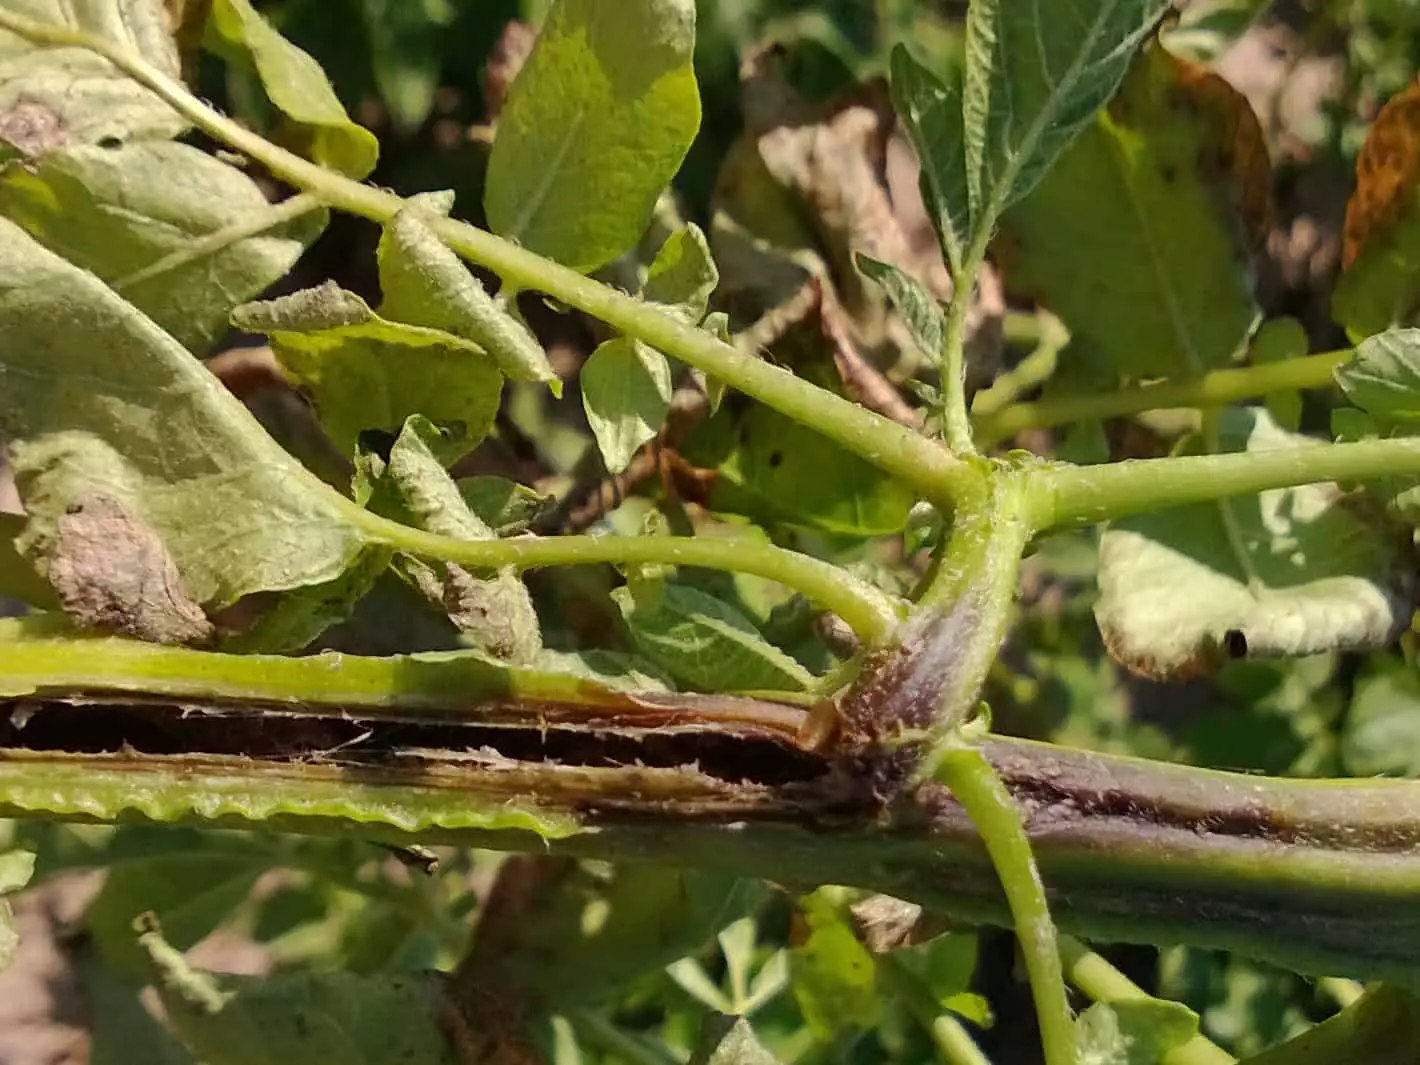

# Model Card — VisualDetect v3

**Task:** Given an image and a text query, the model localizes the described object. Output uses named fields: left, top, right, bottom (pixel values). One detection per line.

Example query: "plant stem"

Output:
left=1033, top=435, right=1420, bottom=530
left=0, top=9, right=977, bottom=511
left=883, top=955, right=994, bottom=1065
left=941, top=262, right=981, bottom=457
left=974, top=351, right=1351, bottom=447
left=934, top=745, right=1075, bottom=1065
left=1058, top=936, right=1234, bottom=1065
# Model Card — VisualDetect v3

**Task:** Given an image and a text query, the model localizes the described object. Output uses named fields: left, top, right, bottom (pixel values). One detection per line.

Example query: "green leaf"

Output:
left=360, top=416, right=541, bottom=662
left=1095, top=408, right=1412, bottom=680
left=0, top=0, right=186, bottom=153
left=140, top=917, right=460, bottom=1065
left=484, top=0, right=702, bottom=272
left=1336, top=328, right=1420, bottom=430
left=998, top=44, right=1259, bottom=379
left=359, top=0, right=454, bottom=133
left=233, top=282, right=504, bottom=463
left=206, top=0, right=379, bottom=178
left=1076, top=1000, right=1199, bottom=1065
left=789, top=889, right=881, bottom=1038
left=856, top=253, right=945, bottom=363
left=0, top=141, right=326, bottom=353
left=613, top=579, right=813, bottom=692
left=1342, top=662, right=1420, bottom=778
left=888, top=45, right=969, bottom=275
left=963, top=0, right=1172, bottom=240
left=0, top=849, right=35, bottom=972
left=457, top=476, right=551, bottom=535
left=377, top=200, right=558, bottom=389
left=1239, top=984, right=1420, bottom=1065
left=83, top=948, right=197, bottom=1065
left=0, top=219, right=373, bottom=608
left=532, top=647, right=674, bottom=691
left=644, top=222, right=718, bottom=320
left=688, top=1015, right=783, bottom=1065
left=581, top=337, right=673, bottom=474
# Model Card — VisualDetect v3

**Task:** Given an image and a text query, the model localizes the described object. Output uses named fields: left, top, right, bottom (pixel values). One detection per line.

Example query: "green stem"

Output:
left=0, top=9, right=975, bottom=511
left=1058, top=937, right=1234, bottom=1065
left=883, top=955, right=993, bottom=1065
left=974, top=351, right=1350, bottom=447
left=941, top=262, right=981, bottom=457
left=1033, top=435, right=1420, bottom=530
left=935, top=745, right=1074, bottom=1065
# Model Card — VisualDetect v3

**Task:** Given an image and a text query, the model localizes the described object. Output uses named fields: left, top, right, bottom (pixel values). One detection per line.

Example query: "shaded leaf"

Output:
left=614, top=579, right=812, bottom=693
left=962, top=0, right=1172, bottom=238
left=457, top=476, right=551, bottom=535
left=377, top=200, right=557, bottom=389
left=359, top=0, right=453, bottom=133
left=689, top=1015, right=783, bottom=1065
left=581, top=337, right=672, bottom=474
left=233, top=282, right=504, bottom=463
left=0, top=141, right=325, bottom=354
left=0, top=219, right=373, bottom=608
left=1076, top=1000, right=1199, bottom=1065
left=1096, top=408, right=1412, bottom=680
left=1240, top=984, right=1420, bottom=1065
left=0, top=511, right=58, bottom=609
left=998, top=45, right=1264, bottom=379
left=206, top=0, right=379, bottom=178
left=1335, top=82, right=1420, bottom=339
left=0, top=0, right=185, bottom=154
left=484, top=0, right=701, bottom=272
left=1341, top=662, right=1420, bottom=777
left=889, top=44, right=969, bottom=275
left=644, top=222, right=718, bottom=320
left=360, top=417, right=541, bottom=662
left=0, top=849, right=35, bottom=972
left=82, top=947, right=197, bottom=1065
left=140, top=917, right=460, bottom=1065
left=856, top=253, right=944, bottom=363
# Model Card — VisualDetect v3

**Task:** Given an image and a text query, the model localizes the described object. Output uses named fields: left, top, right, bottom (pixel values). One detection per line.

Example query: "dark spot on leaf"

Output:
left=1224, top=630, right=1248, bottom=658
left=44, top=494, right=213, bottom=646
left=96, top=135, right=123, bottom=149
left=1160, top=163, right=1177, bottom=184
left=768, top=450, right=784, bottom=469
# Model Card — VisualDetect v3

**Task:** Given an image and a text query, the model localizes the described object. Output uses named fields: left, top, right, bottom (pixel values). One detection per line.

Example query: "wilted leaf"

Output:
left=377, top=201, right=557, bottom=389
left=962, top=0, right=1173, bottom=238
left=0, top=849, right=35, bottom=972
left=0, top=0, right=185, bottom=154
left=1335, top=82, right=1420, bottom=340
left=689, top=1015, right=783, bottom=1065
left=856, top=253, right=944, bottom=362
left=790, top=889, right=881, bottom=1037
left=484, top=0, right=701, bottom=272
left=1341, top=662, right=1420, bottom=777
left=1076, top=1000, right=1199, bottom=1065
left=1096, top=408, right=1412, bottom=680
left=613, top=579, right=812, bottom=692
left=360, top=417, right=540, bottom=662
left=581, top=337, right=673, bottom=474
left=233, top=282, right=504, bottom=463
left=890, top=45, right=969, bottom=275
left=206, top=0, right=379, bottom=178
left=140, top=917, right=461, bottom=1065
left=998, top=45, right=1265, bottom=379
left=0, top=141, right=326, bottom=353
left=0, top=219, right=373, bottom=608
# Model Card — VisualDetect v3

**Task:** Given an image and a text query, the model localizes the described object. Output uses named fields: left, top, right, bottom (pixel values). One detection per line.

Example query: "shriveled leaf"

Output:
left=1342, top=663, right=1420, bottom=778
left=484, top=0, right=701, bottom=272
left=1076, top=1000, right=1199, bottom=1065
left=0, top=849, right=35, bottom=972
left=689, top=1016, right=783, bottom=1065
left=360, top=417, right=541, bottom=662
left=790, top=890, right=881, bottom=1038
left=377, top=202, right=557, bottom=389
left=233, top=282, right=504, bottom=463
left=856, top=253, right=944, bottom=363
left=644, top=222, right=718, bottom=320
left=0, top=141, right=324, bottom=353
left=206, top=0, right=379, bottom=178
left=457, top=476, right=551, bottom=535
left=612, top=579, right=813, bottom=692
left=140, top=918, right=460, bottom=1065
left=889, top=45, right=968, bottom=275
left=962, top=0, right=1172, bottom=237
left=1335, top=83, right=1420, bottom=340
left=0, top=219, right=373, bottom=608
left=221, top=546, right=393, bottom=654
left=1336, top=327, right=1420, bottom=430
left=998, top=45, right=1264, bottom=379
left=581, top=337, right=672, bottom=474
left=0, top=0, right=185, bottom=154
left=1096, top=408, right=1412, bottom=680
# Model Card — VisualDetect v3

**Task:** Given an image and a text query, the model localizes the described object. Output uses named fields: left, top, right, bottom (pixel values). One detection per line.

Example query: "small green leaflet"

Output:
left=458, top=476, right=552, bottom=536
left=961, top=0, right=1172, bottom=245
left=206, top=0, right=379, bottom=178
left=789, top=890, right=882, bottom=1037
left=643, top=222, right=719, bottom=320
left=1336, top=328, right=1420, bottom=430
left=1095, top=408, right=1412, bottom=680
left=0, top=849, right=35, bottom=972
left=582, top=337, right=673, bottom=474
left=1076, top=1000, right=1200, bottom=1065
left=889, top=45, right=969, bottom=275
left=0, top=0, right=186, bottom=152
left=613, top=579, right=813, bottom=692
left=856, top=253, right=944, bottom=363
left=484, top=0, right=701, bottom=272
left=0, top=141, right=325, bottom=353
left=233, top=282, right=504, bottom=463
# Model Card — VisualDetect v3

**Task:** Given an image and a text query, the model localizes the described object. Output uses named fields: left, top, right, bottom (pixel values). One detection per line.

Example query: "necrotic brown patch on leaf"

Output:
left=44, top=495, right=213, bottom=646
left=1344, top=79, right=1420, bottom=269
